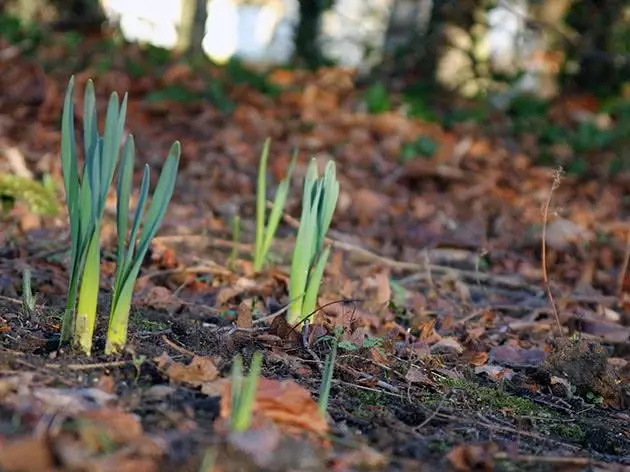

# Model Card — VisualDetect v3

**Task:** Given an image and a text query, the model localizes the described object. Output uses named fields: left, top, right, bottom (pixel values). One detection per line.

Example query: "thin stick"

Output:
left=617, top=228, right=630, bottom=299
left=541, top=167, right=563, bottom=335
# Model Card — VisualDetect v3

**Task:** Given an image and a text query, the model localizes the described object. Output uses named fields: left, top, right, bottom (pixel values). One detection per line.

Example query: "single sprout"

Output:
left=59, top=76, right=128, bottom=355
left=106, top=138, right=180, bottom=355
left=287, top=158, right=339, bottom=328
left=318, top=329, right=340, bottom=415
left=253, top=138, right=296, bottom=272
left=230, top=351, right=263, bottom=432
left=22, top=268, right=36, bottom=313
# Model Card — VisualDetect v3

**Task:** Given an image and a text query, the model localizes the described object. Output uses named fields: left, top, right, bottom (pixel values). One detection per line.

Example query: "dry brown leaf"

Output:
left=155, top=353, right=219, bottom=386
left=221, top=378, right=328, bottom=437
left=76, top=408, right=144, bottom=446
left=470, top=352, right=489, bottom=366
left=446, top=443, right=498, bottom=472
left=237, top=299, right=253, bottom=329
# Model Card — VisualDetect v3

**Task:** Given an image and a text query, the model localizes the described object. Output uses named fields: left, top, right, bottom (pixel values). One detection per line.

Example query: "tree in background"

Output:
left=293, top=0, right=335, bottom=69
left=563, top=0, right=629, bottom=95
left=176, top=0, right=208, bottom=56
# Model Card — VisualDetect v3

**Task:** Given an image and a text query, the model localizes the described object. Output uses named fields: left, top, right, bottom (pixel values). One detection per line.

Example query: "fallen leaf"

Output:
left=488, top=346, right=547, bottom=368
left=76, top=408, right=144, bottom=447
left=155, top=353, right=219, bottom=386
left=221, top=377, right=328, bottom=437
left=237, top=299, right=253, bottom=329
left=470, top=352, right=489, bottom=366
left=430, top=337, right=463, bottom=355
left=446, top=443, right=498, bottom=472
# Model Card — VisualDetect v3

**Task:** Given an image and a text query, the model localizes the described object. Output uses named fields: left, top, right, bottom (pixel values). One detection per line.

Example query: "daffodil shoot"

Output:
left=287, top=159, right=339, bottom=328
left=106, top=138, right=180, bottom=355
left=59, top=76, right=128, bottom=355
left=254, top=138, right=296, bottom=272
left=58, top=76, right=180, bottom=356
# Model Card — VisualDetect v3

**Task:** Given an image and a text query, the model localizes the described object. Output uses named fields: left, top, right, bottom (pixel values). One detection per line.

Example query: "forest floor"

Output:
left=1, top=30, right=630, bottom=472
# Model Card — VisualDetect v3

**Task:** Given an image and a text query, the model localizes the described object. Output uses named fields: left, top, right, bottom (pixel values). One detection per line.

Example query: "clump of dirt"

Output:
left=540, top=337, right=626, bottom=408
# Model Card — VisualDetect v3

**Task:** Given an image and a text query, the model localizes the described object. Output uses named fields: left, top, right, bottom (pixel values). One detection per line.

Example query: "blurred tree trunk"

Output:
left=294, top=0, right=332, bottom=68
left=564, top=0, right=625, bottom=93
left=177, top=0, right=208, bottom=55
left=378, top=0, right=482, bottom=93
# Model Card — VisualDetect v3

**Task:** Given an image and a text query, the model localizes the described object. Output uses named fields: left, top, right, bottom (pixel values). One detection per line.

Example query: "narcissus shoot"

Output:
left=230, top=352, right=263, bottom=432
left=253, top=138, right=296, bottom=272
left=59, top=76, right=128, bottom=355
left=106, top=137, right=180, bottom=355
left=58, top=76, right=180, bottom=356
left=287, top=158, right=339, bottom=328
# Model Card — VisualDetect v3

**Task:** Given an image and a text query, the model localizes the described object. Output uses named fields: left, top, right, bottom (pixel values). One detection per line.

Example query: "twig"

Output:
left=47, top=360, right=132, bottom=370
left=415, top=396, right=446, bottom=431
left=161, top=335, right=196, bottom=357
left=541, top=167, right=563, bottom=335
left=617, top=228, right=630, bottom=299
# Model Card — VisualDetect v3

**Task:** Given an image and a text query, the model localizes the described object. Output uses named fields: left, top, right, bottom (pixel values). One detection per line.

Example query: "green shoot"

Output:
left=22, top=268, right=36, bottom=313
left=318, top=329, right=339, bottom=415
left=59, top=76, right=128, bottom=355
left=253, top=138, right=296, bottom=272
left=287, top=159, right=339, bottom=328
left=229, top=214, right=240, bottom=271
left=105, top=138, right=180, bottom=355
left=230, top=351, right=263, bottom=432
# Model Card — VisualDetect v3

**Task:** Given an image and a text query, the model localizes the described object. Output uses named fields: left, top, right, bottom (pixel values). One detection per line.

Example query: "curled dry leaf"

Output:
left=155, top=353, right=219, bottom=387
left=221, top=377, right=328, bottom=438
left=76, top=408, right=144, bottom=447
left=446, top=443, right=498, bottom=472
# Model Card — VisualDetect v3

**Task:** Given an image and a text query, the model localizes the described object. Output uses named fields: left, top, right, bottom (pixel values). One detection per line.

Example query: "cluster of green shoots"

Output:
left=59, top=76, right=180, bottom=356
left=228, top=144, right=340, bottom=432
left=253, top=140, right=339, bottom=329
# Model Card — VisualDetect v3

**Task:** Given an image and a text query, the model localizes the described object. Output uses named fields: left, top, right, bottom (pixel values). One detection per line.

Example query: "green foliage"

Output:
left=365, top=82, right=391, bottom=114
left=400, top=136, right=438, bottom=162
left=21, top=268, right=36, bottom=314
left=288, top=159, right=339, bottom=328
left=318, top=329, right=339, bottom=415
left=0, top=13, right=44, bottom=53
left=59, top=76, right=129, bottom=355
left=230, top=352, right=263, bottom=432
left=106, top=138, right=180, bottom=355
left=0, top=173, right=59, bottom=216
left=59, top=76, right=180, bottom=356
